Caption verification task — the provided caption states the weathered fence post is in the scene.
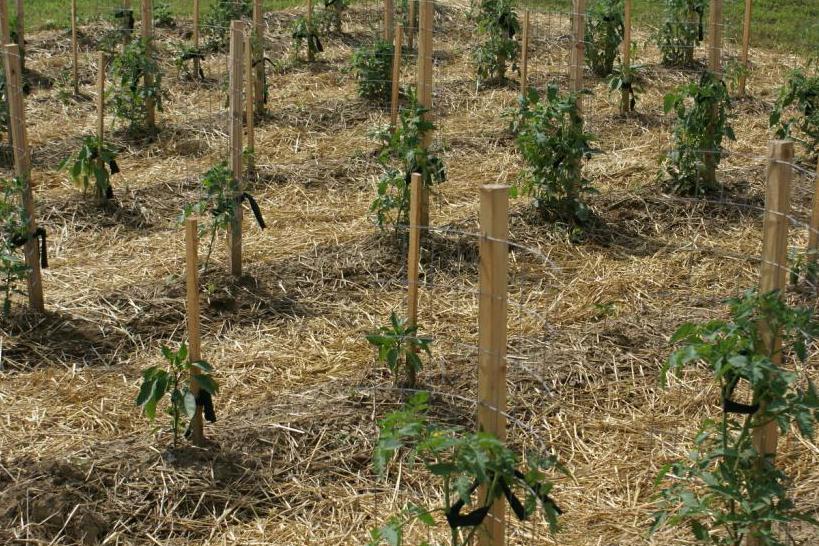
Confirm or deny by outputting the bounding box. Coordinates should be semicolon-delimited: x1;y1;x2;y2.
569;0;586;111
185;218;206;446
708;0;723;76
3;44;43;313
72;0;79;95
406;173;422;386
747;140;793;546
0;1;9;46
390;23;402;131
14;0;23;70
519;10;530;97
245;30;255;175
408;0;416;50
621;0;632;113
739;0;752;97
97;52;105;153
477;184;509;546
307;0;314;62
253;0;265;112
416;0;433;226
141;0;156;130
228;20;245;277
384;0;394;42
193;0;201;78
806;158;819;288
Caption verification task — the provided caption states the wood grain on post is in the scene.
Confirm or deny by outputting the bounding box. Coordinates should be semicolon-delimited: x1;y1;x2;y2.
185;218;205;446
0;0;10;48
407;0;416;50
244;30;255;174
390;23;402;131
141;0;155;129
477;184;509;546
306;0;314;62
193;0;201;78
406;173;422;386
14;0;23;56
97;52;105;147
739;0;752;96
416;0;433;226
708;0;723;76
3;45;43;313
253;0;265;111
519;10;529;98
72;0;79;95
621;0;632;113
806;159;819;288
384;0;394;42
228;20;244;277
569;0;586;111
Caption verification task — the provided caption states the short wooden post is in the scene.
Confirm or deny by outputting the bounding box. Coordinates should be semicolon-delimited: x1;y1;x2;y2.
141;0;155;130
806;158;819;288
97;52;105;149
407;0;416;50
185;218;206;446
244;30;255;175
406;173;422;386
569;0;586;111
519;10;529;97
71;0;79;95
306;0;314;62
738;0;752;97
14;0;23;65
416;0;433;226
708;0;723;76
193;0;201;78
384;0;394;42
746;140;792;546
253;0;265;112
228;21;244;277
390;23;402;131
3;45;43;313
621;0;632;113
477;184;509;546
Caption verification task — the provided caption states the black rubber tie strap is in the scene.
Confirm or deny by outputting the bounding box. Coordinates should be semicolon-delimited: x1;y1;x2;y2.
9;227;48;269
241;193;267;229
445;479;489;528
722;376;759;415
197;390;217;423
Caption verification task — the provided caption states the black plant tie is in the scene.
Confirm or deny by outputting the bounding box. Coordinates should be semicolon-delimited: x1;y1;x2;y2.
310;34;324;53
696;7;704;41
197;390;217;423
105;185;114;199
9;227;48;269
722;375;759;415
240;193;267;229
109;159;120;175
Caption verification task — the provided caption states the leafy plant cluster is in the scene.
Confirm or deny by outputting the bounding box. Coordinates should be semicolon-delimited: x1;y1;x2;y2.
350;39;394;103
0;177;30;317
154;1;176;29
109;37;165;133
370;391;562;546
370;90;446;235
607;49;644;114
204;0;252;51
770;64;819;158
318;0;349;34
584;0;624;77
60;136;120;200
136;343;219;448
291;16;323;61
511;85;596;225
366;311;431;387
661;72;735;196
471;0;520;85
656;0;706;67
653;289;819;545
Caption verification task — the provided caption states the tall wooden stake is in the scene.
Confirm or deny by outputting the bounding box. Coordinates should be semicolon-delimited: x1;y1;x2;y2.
569;0;586;111
806;158;819;288
477;184;509;546
228;21;244;277
519;10;529;97
390;23;402;131
141;0;155;129
253;0;265;112
72;0;79;95
739;0;752;97
185;218;206;446
384;0;394;42
407;0;416;50
416;0;433;226
3;45;43;313
747;140;792;545
245;30;255;175
306;0;314;62
708;0;723;76
14;0;23;67
0;0;9;46
97;52;105;148
193;0;201;79
621;0;632;113
406;173;422;386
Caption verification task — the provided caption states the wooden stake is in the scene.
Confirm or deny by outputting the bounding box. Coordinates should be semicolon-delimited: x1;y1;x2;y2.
3;44;43;313
406;172;422;387
253;0;265;112
407;0;415;50
97;52;105;148
193;0;201;79
228;20;244;277
806;158;819;288
185;218;206;446
739;0;752;97
477;184;509;546
519;10;529;98
621;0;632;113
390;23;402;131
384;0;394;42
14;0;23;60
306;0;314;62
569;0;586;111
245;30;255;175
747;140;792;546
122;0;133;44
416;0;433;226
71;0;79;95
141;0;155;129
708;0;723;76
0;0;9;46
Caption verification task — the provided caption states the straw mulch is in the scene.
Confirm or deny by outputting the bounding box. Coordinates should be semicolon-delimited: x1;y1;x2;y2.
1;2;817;545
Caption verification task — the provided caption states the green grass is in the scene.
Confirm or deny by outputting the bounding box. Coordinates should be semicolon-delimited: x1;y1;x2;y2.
24;0;819;56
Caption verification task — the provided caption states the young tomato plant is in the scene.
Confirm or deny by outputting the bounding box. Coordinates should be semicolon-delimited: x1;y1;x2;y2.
319;0;349;34
371;89;446;235
0;177;35;317
370;391;563;546
181;161;266;273
60;136;120;201
471;0;519;86
366;311;431;388
204;0;252;52
136;343;219;448
661;72;734;196
656;0;705;67
109;37;165;134
653;290;819;545
770;65;819;158
512;85;596;225
584;0;624;77
291;17;323;62
350;39;394;103
154;1;176;29
608;55;644;114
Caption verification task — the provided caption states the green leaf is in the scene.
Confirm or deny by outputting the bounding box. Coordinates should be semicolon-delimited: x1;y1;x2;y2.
193;373;219;394
184;391;197;417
